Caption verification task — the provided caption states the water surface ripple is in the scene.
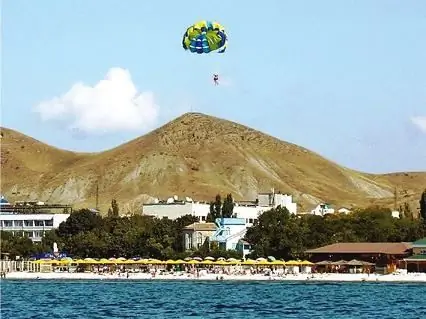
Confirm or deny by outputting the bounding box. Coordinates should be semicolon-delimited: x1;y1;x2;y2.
1;280;425;319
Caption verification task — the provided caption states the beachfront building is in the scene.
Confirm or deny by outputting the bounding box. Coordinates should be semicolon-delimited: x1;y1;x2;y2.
210;218;247;251
305;242;412;274
404;237;426;273
142;191;298;226
182;222;217;250
0;213;70;242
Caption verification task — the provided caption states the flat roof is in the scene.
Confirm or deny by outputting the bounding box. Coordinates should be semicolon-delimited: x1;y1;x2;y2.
306;242;412;255
0;213;70;221
183;223;216;231
412;238;426;247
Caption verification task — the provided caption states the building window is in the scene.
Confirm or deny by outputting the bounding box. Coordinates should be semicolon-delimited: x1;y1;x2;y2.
45;219;53;227
14;220;23;227
33;231;43;238
225;227;231;236
24;220;33;227
196;232;203;248
3;220;13;227
34;220;44;227
201;216;206;221
24;231;32;238
249;218;254;224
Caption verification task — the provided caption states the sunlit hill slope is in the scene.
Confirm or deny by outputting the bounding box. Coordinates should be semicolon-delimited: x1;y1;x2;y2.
1;113;424;213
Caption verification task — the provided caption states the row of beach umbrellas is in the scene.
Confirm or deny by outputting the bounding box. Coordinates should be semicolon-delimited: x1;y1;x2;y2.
32;256;314;266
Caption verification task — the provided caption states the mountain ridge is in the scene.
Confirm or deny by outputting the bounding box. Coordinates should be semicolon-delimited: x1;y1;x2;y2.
1;112;425;213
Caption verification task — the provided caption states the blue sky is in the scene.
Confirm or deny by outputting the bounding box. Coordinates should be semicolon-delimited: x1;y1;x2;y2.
2;0;425;173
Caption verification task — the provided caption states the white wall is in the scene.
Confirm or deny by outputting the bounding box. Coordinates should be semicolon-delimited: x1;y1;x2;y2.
221;224;247;250
53;214;70;227
0;213;70;242
257;193;297;214
143;202;210;221
142;193;298;225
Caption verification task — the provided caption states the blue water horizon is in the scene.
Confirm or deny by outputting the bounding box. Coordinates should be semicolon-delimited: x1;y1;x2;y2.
1;280;425;318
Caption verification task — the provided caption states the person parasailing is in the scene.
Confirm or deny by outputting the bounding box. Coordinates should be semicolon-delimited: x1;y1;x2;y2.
213;74;219;85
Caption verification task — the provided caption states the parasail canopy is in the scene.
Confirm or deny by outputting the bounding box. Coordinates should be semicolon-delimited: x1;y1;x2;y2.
182;20;227;54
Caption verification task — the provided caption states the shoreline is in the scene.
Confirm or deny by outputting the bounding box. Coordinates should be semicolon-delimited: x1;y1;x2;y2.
3;272;426;283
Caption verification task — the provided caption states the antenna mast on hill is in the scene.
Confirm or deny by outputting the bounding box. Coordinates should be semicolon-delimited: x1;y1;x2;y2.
95;181;99;211
394;186;398;211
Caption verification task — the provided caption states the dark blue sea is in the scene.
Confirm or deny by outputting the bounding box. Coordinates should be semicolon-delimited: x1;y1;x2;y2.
1;280;425;319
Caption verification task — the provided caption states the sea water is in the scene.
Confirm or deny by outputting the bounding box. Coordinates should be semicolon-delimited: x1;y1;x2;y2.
1;280;425;319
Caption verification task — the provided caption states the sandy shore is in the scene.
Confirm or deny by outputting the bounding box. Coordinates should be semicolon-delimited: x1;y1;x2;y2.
3;271;426;282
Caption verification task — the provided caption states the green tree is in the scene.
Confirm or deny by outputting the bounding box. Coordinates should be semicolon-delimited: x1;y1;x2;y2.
245;206;305;259
57;209;102;238
108;199;120;217
222;193;235;218
207;194;222;222
420;189;426;221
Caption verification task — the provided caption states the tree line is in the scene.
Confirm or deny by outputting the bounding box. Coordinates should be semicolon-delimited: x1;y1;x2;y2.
1;190;425;260
245;205;426;260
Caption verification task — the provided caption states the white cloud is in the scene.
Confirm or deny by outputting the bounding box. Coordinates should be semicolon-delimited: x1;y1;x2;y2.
34;67;159;134
411;116;426;133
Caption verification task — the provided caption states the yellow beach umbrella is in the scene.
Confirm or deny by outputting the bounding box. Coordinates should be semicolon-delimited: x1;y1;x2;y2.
74;259;85;264
174;259;185;264
200;260;214;265
147;259;162;264
165;259;176;265
82;258;97;264
214;260;229;266
299;260;314;266
271;260;286;266
186;259;200;264
99;258;113;264
285;260;300;266
242;259;257;265
123;259;137;264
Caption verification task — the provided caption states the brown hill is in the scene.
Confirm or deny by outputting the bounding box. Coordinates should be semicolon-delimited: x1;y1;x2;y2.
1;113;425;213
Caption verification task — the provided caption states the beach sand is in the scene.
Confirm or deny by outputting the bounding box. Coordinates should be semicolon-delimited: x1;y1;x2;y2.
4;271;426;282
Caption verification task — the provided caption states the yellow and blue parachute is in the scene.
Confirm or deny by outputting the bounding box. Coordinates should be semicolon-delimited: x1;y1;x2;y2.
182;21;227;54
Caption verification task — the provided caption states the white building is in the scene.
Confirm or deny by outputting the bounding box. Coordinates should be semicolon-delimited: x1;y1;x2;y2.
311;203;335;216
257;192;298;214
391;210;400;219
143;201;211;221
210;218;248;251
338;207;352;214
0;213;70;242
142;192;298;227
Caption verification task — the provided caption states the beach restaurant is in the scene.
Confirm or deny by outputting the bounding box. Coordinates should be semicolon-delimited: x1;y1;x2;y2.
305;242;412;273
403;237;426;273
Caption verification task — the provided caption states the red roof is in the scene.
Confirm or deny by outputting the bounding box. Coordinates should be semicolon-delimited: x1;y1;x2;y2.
305;242;412;255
